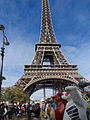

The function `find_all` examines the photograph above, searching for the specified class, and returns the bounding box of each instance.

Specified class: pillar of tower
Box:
[43,84,46,99]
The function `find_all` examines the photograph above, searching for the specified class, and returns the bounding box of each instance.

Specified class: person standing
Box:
[35,103,40,118]
[0,104,5,120]
[27,104,32,120]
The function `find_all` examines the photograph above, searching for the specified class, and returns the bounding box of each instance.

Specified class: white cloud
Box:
[1,27,36,87]
[62,42,90,81]
[2,76,20,87]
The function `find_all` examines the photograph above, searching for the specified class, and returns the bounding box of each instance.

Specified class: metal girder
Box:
[24,79,75,97]
[15,0,88,97]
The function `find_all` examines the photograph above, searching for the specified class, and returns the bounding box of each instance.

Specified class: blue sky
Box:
[0,0,90,100]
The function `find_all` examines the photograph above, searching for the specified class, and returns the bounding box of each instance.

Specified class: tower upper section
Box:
[39,0,58,44]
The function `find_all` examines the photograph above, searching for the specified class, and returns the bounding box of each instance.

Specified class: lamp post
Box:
[0,24,10,96]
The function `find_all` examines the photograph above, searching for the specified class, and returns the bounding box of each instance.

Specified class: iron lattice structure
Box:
[15,0,88,97]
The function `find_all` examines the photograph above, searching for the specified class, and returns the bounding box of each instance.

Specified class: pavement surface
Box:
[12,114,46,120]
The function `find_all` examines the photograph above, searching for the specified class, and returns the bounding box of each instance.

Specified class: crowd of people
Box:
[0,102,40,120]
[0,86,90,120]
[40,86,90,120]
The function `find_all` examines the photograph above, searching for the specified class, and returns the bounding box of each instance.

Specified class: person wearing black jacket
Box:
[34,103,40,118]
[27,104,32,120]
[0,104,5,120]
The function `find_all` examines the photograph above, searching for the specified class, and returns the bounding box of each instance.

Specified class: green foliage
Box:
[87,104,90,109]
[1,85,29,104]
[87,104,90,120]
[13,85,29,104]
[1,87,15,103]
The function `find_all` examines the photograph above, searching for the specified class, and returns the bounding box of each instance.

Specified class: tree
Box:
[5,87,15,103]
[1,87,15,103]
[1,85,29,104]
[13,85,29,104]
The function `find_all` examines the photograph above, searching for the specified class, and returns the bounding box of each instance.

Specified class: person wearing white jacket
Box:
[61,86,88,120]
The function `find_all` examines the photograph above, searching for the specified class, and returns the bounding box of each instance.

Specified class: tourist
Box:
[27,104,32,120]
[34,103,40,118]
[0,104,5,120]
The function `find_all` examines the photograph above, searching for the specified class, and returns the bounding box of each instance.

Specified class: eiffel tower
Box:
[15,0,88,97]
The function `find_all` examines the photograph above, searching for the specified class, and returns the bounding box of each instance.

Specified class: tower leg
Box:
[55,87,57,95]
[53,80,55,96]
[53,88,54,96]
[58,83,62,92]
[44,84,45,100]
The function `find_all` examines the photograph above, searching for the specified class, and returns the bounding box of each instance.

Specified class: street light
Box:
[0,24,10,96]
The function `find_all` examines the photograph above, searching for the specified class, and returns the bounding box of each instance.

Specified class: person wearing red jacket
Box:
[55,93,67,120]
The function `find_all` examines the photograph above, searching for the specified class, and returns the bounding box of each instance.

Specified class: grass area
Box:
[87,104,90,109]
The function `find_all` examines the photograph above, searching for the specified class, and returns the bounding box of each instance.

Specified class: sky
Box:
[0,0,90,100]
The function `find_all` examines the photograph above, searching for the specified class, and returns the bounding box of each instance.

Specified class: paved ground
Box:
[12,116,45,120]
[11,111,48,120]
[11,115,27,120]
[12,114,46,120]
